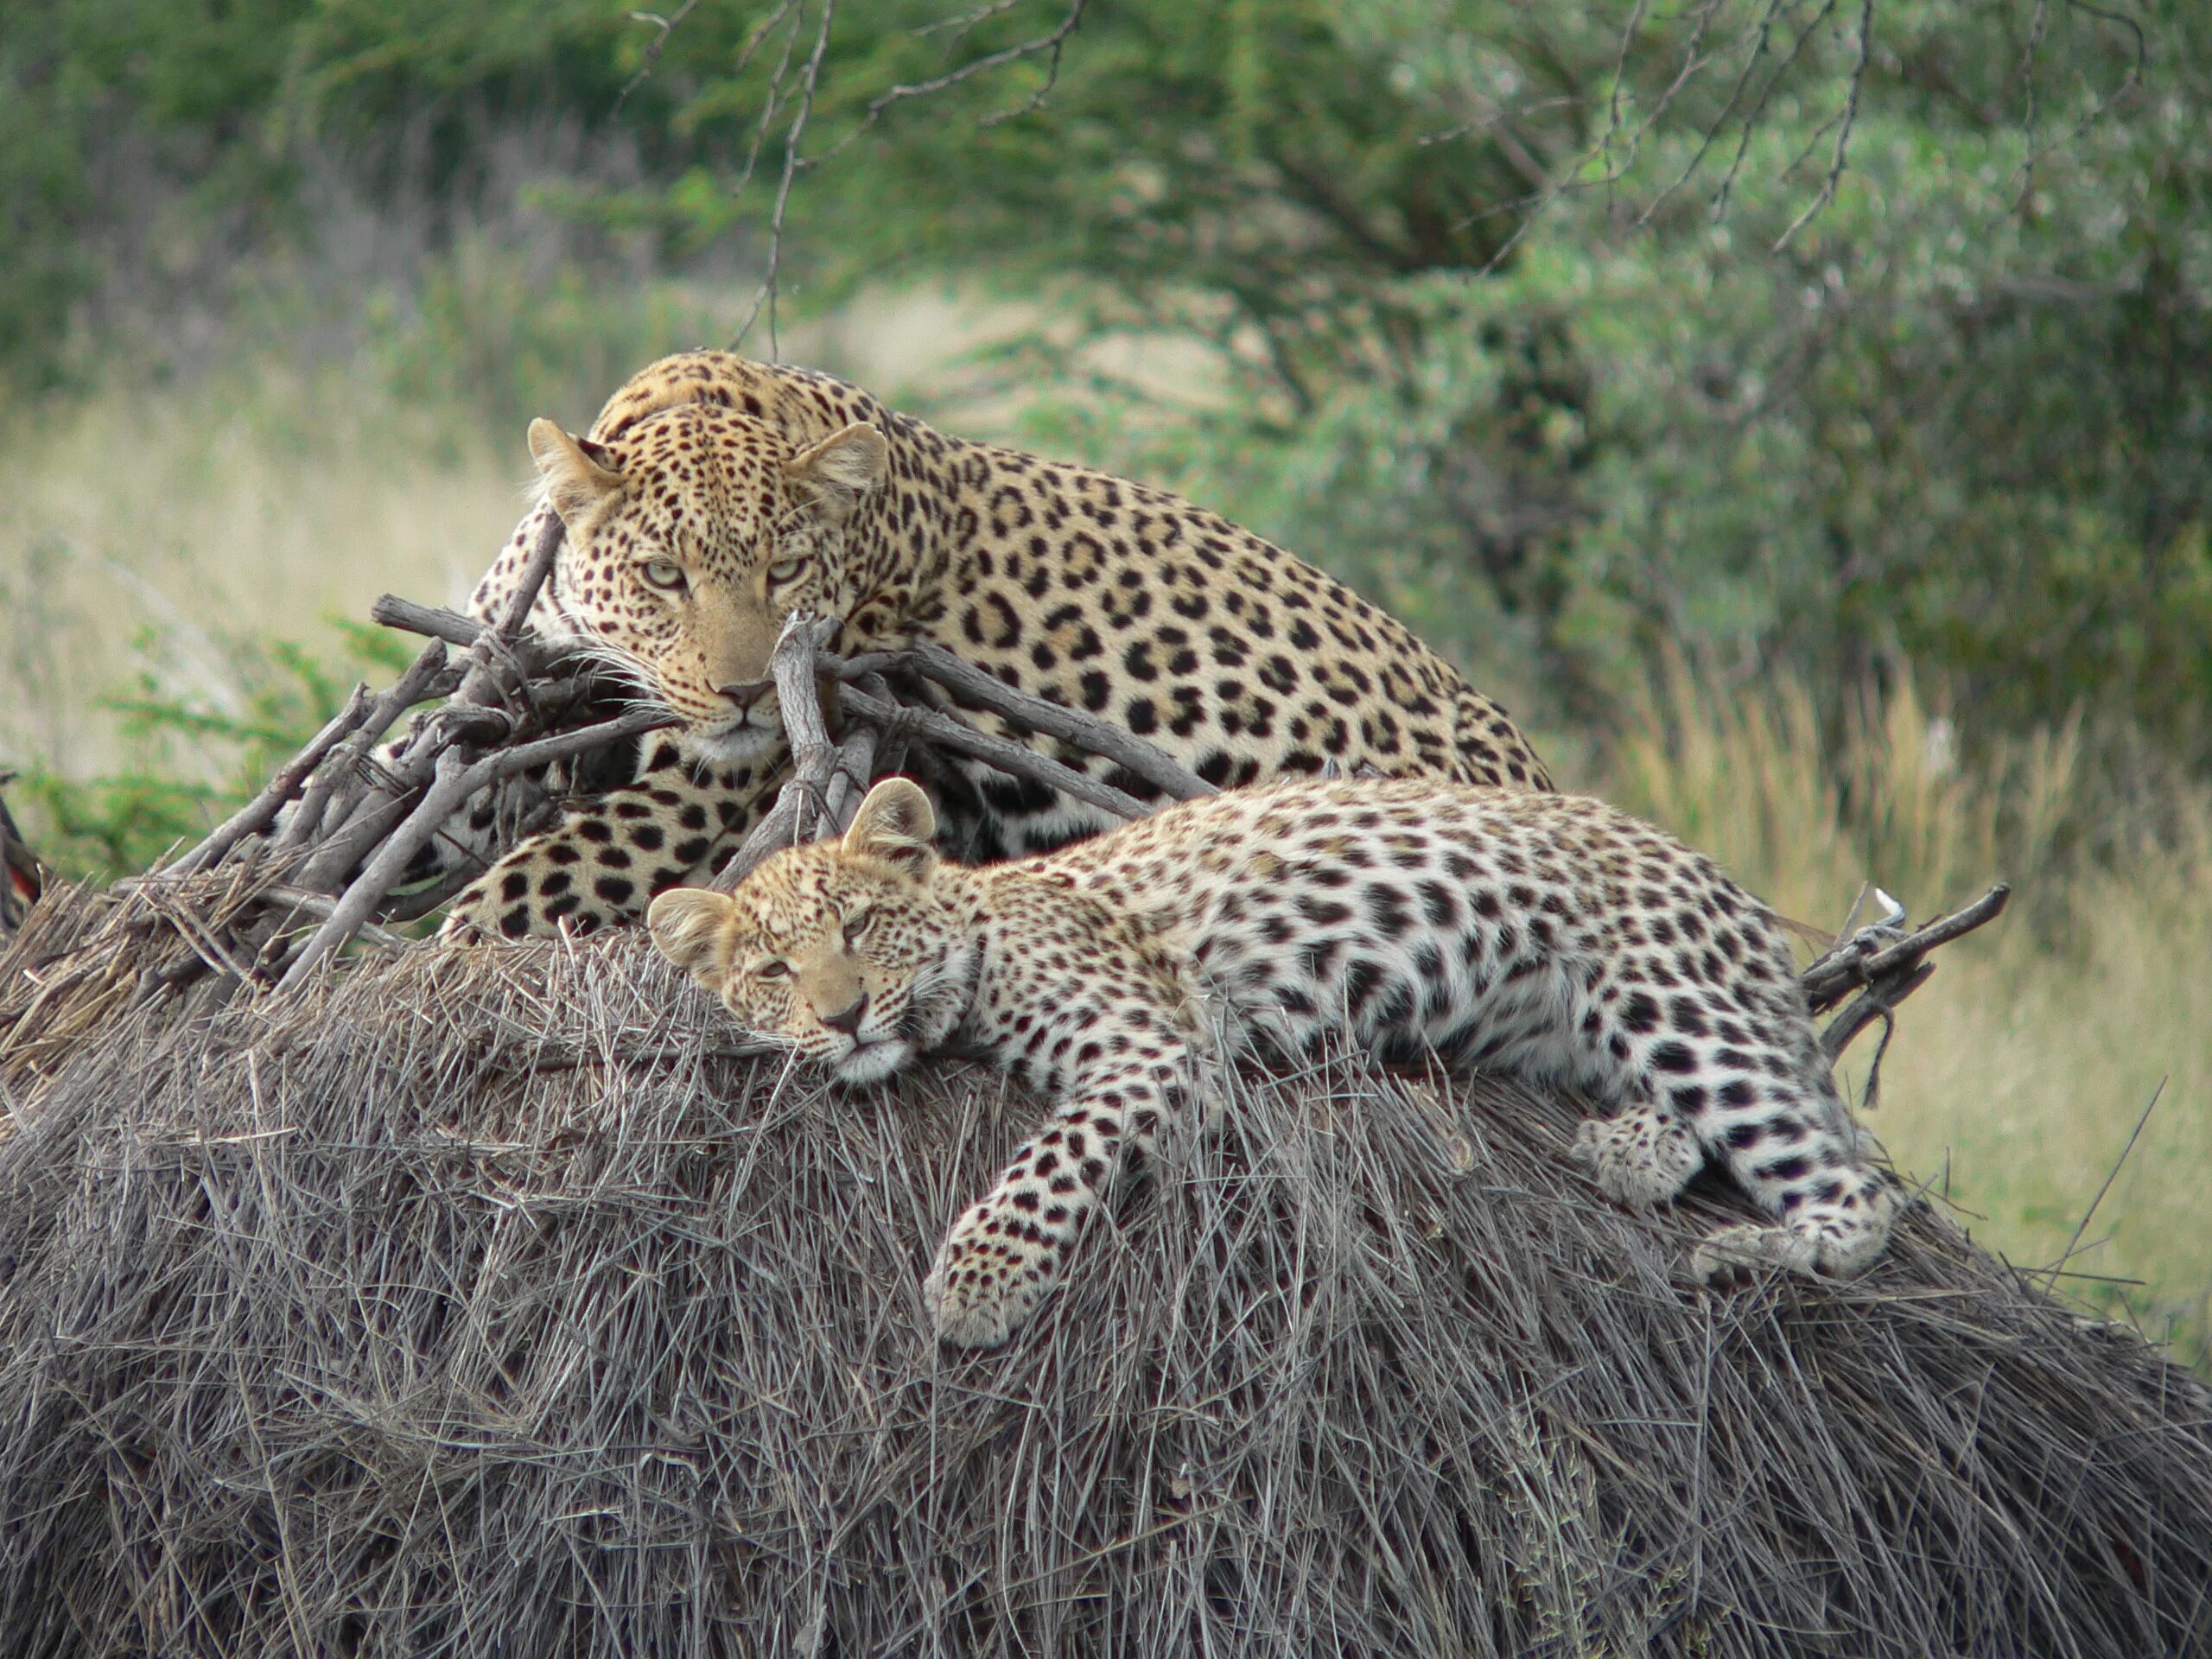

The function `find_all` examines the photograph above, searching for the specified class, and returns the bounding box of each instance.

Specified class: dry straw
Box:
[1,880,2208,1656]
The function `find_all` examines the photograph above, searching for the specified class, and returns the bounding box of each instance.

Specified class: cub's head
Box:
[647,779,973,1084]
[530,402,889,756]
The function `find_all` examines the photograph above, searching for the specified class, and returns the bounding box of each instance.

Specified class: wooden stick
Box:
[1802,883,2011,1014]
[376,601,1217,810]
[491,514,568,637]
[835,682,1150,820]
[295,522,569,892]
[168,684,375,875]
[1821,962,1936,1063]
[372,594,555,678]
[371,594,494,652]
[712,614,849,890]
[276,707,675,989]
[827,641,1216,804]
[280,748,479,991]
[274,638,452,855]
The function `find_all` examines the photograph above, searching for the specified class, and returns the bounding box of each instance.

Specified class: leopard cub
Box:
[651,778,1903,1347]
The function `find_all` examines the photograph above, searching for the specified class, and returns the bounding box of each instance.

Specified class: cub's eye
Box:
[753,958,791,981]
[842,910,873,948]
[764,556,805,588]
[642,559,687,593]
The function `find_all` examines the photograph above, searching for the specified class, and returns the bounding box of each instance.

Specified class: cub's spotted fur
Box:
[650,778,1902,1348]
[439,352,1550,940]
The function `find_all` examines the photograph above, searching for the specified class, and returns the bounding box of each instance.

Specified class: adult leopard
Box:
[442,352,1552,939]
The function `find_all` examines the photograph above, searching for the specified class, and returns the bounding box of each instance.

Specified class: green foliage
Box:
[10,622,413,882]
[0,0,303,391]
[365,238,731,435]
[7,0,2211,767]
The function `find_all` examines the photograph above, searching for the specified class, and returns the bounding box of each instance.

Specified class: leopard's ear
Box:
[647,887,737,990]
[529,418,626,524]
[787,422,888,524]
[842,778,937,877]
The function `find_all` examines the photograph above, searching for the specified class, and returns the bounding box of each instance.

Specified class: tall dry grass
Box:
[1,371,522,790]
[1605,659,2211,1366]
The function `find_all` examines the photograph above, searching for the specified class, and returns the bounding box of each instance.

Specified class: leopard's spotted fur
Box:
[439,353,1551,939]
[650,777,1902,1348]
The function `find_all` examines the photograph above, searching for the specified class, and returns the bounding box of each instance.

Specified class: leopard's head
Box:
[647,779,974,1084]
[530,402,889,758]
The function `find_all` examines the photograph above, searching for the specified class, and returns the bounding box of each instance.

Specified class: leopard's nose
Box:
[719,680,772,712]
[819,993,869,1036]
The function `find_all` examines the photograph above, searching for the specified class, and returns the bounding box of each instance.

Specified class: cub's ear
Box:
[787,422,888,524]
[647,887,736,989]
[529,417,627,524]
[842,778,937,877]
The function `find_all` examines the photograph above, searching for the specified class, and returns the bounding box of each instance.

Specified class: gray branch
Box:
[828,641,1214,804]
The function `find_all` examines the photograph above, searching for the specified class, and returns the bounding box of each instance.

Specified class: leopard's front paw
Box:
[922,1216,1060,1349]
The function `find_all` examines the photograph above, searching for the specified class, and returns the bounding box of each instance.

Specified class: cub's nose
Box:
[718,680,772,712]
[819,994,869,1036]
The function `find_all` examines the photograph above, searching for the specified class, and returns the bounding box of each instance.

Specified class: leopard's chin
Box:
[683,712,787,764]
[831,1037,914,1087]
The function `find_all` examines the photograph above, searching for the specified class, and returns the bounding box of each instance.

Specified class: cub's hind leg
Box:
[1583,970,1900,1280]
[1677,1065,1901,1281]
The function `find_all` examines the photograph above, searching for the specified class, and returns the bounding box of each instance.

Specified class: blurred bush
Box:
[4,0,2209,771]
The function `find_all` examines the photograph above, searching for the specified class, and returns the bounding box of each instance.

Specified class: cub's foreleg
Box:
[925,1049,1192,1349]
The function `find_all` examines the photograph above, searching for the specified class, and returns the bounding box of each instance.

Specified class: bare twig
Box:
[168,685,375,877]
[2011,0,2148,206]
[713,613,858,889]
[817,0,1086,160]
[1712,0,1839,224]
[370,594,551,667]
[271,639,451,855]
[256,886,409,954]
[614,0,703,116]
[1821,961,1933,1067]
[1770,0,1873,251]
[279,749,481,992]
[1803,883,2011,1014]
[830,641,1215,804]
[293,518,567,893]
[835,682,1147,820]
[2044,1077,2164,1289]
[731,0,838,356]
[277,708,678,991]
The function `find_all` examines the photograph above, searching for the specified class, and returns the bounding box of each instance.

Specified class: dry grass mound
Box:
[0,887,2208,1657]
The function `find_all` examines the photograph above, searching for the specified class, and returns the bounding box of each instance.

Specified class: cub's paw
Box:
[1690,1185,1904,1285]
[922,1219,1058,1350]
[1790,1176,1907,1279]
[1570,1104,1703,1210]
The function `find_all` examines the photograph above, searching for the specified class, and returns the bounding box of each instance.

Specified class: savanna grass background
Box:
[1,0,2206,1370]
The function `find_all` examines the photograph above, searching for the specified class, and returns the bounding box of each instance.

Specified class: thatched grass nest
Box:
[0,885,2208,1657]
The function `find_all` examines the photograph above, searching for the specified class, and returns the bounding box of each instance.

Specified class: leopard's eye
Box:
[642,559,687,593]
[842,909,873,948]
[753,958,791,981]
[765,556,805,588]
